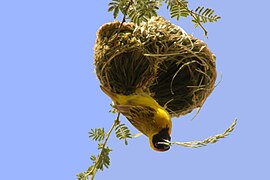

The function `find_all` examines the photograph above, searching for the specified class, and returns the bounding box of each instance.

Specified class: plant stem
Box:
[86,113,121,180]
[175,0,208,37]
[190,13,208,37]
[115,0,133,39]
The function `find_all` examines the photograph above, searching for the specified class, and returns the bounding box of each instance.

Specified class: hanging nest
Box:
[94,16,217,117]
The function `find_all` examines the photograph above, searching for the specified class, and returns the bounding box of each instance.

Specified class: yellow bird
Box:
[100,86,172,152]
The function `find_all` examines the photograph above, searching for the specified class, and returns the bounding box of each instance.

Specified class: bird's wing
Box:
[115,105,156,135]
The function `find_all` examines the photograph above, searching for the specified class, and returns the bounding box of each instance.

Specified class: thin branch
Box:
[174,0,209,37]
[190,13,208,37]
[115,0,133,39]
[84,113,121,180]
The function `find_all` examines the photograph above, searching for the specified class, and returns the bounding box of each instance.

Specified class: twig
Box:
[115,0,133,39]
[83,113,121,180]
[190,13,208,37]
[175,0,208,37]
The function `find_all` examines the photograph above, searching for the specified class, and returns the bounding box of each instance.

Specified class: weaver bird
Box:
[100,86,172,152]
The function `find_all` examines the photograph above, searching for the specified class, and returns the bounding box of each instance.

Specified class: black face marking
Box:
[152,127,171,152]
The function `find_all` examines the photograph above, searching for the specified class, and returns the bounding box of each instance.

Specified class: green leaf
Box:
[76,173,87,180]
[89,128,106,141]
[96,146,112,171]
[107,0,220,37]
[193,6,221,24]
[170,5,188,20]
[108,0,121,19]
[90,155,96,162]
[115,123,132,145]
[166,0,189,20]
[113,7,119,19]
[127,0,160,24]
[198,6,204,15]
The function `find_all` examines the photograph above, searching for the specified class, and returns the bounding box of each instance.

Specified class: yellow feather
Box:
[101,86,172,152]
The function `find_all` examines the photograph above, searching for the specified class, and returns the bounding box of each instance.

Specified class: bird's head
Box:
[149,127,171,152]
[143,107,172,152]
[126,107,172,152]
[112,98,173,152]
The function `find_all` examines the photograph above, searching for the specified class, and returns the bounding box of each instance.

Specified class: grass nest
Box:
[94,16,217,117]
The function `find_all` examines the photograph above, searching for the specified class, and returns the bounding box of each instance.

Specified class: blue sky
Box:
[1,0,269,179]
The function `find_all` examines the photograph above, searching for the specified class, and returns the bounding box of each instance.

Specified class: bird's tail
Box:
[100,85,119,103]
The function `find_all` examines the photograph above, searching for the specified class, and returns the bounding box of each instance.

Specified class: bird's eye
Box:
[152,128,171,152]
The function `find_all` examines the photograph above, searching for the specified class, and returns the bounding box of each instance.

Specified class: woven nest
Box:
[94,16,217,117]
